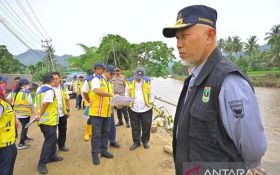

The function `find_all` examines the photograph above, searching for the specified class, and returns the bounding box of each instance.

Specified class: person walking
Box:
[7,79,34,150]
[162,5,267,175]
[112,67,130,128]
[51,72,70,152]
[35,74,63,174]
[125,67,155,151]
[89,65,115,165]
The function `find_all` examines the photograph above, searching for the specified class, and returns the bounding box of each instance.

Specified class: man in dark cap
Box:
[125,67,155,151]
[82,63,104,141]
[163,5,267,175]
[89,65,115,165]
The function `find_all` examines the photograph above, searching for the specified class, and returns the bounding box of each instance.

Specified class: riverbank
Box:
[172,73,280,88]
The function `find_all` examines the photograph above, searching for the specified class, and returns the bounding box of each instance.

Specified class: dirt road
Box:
[13,100,175,175]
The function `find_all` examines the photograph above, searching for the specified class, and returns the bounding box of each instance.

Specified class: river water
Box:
[152,77,280,163]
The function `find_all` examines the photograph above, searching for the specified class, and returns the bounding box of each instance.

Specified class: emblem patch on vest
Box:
[202,86,211,103]
[228,100,245,119]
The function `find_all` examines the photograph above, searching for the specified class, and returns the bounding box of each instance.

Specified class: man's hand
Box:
[116,105,124,109]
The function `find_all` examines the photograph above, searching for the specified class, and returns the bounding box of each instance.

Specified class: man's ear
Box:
[207,28,216,43]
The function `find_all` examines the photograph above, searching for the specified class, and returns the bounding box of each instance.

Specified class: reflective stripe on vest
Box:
[89,76,113,117]
[127,77,152,107]
[0,100,16,148]
[12,91,32,116]
[36,86,58,126]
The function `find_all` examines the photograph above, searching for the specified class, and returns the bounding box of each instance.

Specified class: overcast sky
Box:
[0,0,279,57]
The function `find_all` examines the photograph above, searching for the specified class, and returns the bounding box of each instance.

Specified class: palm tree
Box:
[217,38,225,51]
[223,36,234,56]
[243,36,259,69]
[265,24,280,66]
[232,36,243,54]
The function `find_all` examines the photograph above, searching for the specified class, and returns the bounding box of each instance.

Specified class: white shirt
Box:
[91,75,106,91]
[125,79,155,113]
[82,74,96,94]
[53,85,69,117]
[6,90,34,118]
[0,105,3,118]
[34,85,55,105]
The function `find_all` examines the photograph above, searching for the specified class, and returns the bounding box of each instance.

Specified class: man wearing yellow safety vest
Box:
[82,63,104,141]
[35,74,63,174]
[7,79,34,150]
[125,67,155,151]
[76,75,84,110]
[0,93,17,175]
[51,72,70,152]
[89,65,115,165]
[71,75,79,108]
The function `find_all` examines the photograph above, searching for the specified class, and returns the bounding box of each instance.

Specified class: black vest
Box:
[173,48,254,174]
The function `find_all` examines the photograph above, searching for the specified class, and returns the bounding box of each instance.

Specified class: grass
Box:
[247,69,280,77]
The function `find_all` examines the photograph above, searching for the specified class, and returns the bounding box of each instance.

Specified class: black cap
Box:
[134,67,145,78]
[93,63,105,70]
[163,5,217,38]
[18,79,29,85]
[104,65,115,73]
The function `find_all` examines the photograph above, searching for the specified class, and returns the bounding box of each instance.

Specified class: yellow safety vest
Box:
[61,86,69,115]
[77,80,84,95]
[127,77,152,107]
[0,100,16,148]
[11,90,32,117]
[89,76,113,117]
[36,86,58,126]
[84,75,94,107]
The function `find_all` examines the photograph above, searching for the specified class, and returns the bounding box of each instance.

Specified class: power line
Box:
[15,0,47,39]
[2,0,42,40]
[0,2,42,46]
[24,0,50,39]
[0,16,42,56]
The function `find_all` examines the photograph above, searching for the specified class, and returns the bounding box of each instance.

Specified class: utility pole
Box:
[41,39,56,71]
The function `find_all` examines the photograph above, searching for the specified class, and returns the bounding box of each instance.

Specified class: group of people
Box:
[0,64,155,174]
[0,4,268,175]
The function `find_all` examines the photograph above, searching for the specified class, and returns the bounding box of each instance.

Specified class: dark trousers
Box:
[39,125,57,164]
[90,117,111,156]
[116,107,129,124]
[87,118,91,125]
[57,116,68,148]
[0,144,17,175]
[109,116,116,144]
[76,94,82,109]
[128,108,153,145]
[18,117,30,145]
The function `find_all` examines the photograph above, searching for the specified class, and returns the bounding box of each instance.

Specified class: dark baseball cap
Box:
[104,65,115,74]
[134,67,145,78]
[93,63,105,69]
[18,79,29,85]
[163,5,218,38]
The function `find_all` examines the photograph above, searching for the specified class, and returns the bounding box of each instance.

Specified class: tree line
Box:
[67,34,176,77]
[172,24,280,75]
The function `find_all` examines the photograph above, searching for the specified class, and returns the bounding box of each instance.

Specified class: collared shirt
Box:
[91,74,107,90]
[53,85,69,117]
[125,79,155,113]
[111,75,126,96]
[179,61,267,168]
[82,74,96,93]
[34,84,54,107]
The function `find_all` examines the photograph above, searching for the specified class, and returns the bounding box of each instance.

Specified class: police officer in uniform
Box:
[162,5,267,175]
[0,94,17,175]
[36,74,63,174]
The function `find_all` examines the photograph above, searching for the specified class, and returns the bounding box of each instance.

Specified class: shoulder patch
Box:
[228,100,245,119]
